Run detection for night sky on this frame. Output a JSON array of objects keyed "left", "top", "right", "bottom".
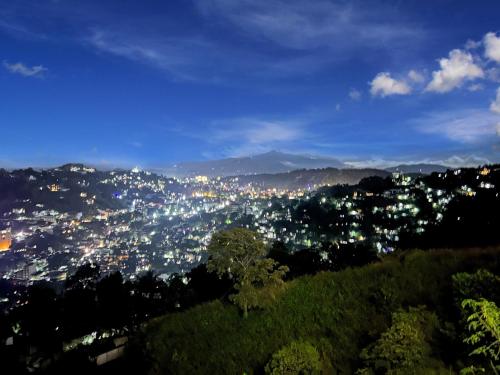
[{"left": 1, "top": 0, "right": 500, "bottom": 169}]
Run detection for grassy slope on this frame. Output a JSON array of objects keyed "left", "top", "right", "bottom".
[{"left": 142, "top": 247, "right": 500, "bottom": 374}]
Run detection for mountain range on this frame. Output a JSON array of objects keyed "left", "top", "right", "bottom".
[
  {"left": 225, "top": 168, "right": 392, "bottom": 190},
  {"left": 162, "top": 151, "right": 448, "bottom": 177},
  {"left": 385, "top": 163, "right": 449, "bottom": 174},
  {"left": 163, "top": 151, "right": 346, "bottom": 177}
]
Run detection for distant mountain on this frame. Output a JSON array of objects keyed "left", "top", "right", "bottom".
[
  {"left": 163, "top": 151, "right": 346, "bottom": 178},
  {"left": 385, "top": 164, "right": 449, "bottom": 174},
  {"left": 225, "top": 167, "right": 391, "bottom": 190}
]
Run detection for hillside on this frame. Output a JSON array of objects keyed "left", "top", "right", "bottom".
[
  {"left": 140, "top": 247, "right": 500, "bottom": 374},
  {"left": 225, "top": 167, "right": 390, "bottom": 190},
  {"left": 0, "top": 165, "right": 184, "bottom": 216}
]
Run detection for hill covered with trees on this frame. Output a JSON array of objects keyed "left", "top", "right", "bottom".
[
  {"left": 0, "top": 165, "right": 184, "bottom": 215},
  {"left": 139, "top": 246, "right": 500, "bottom": 374}
]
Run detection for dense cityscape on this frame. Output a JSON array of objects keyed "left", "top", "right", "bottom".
[{"left": 1, "top": 162, "right": 498, "bottom": 291}]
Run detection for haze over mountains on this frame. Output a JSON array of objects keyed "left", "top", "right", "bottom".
[
  {"left": 1, "top": 152, "right": 452, "bottom": 179},
  {"left": 385, "top": 164, "right": 449, "bottom": 174},
  {"left": 162, "top": 151, "right": 449, "bottom": 178},
  {"left": 163, "top": 151, "right": 346, "bottom": 177},
  {"left": 225, "top": 168, "right": 391, "bottom": 190}
]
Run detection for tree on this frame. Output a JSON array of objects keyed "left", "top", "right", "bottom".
[
  {"left": 207, "top": 228, "right": 288, "bottom": 317},
  {"left": 65, "top": 263, "right": 100, "bottom": 290},
  {"left": 265, "top": 340, "right": 322, "bottom": 375},
  {"left": 359, "top": 307, "right": 438, "bottom": 374},
  {"left": 461, "top": 298, "right": 500, "bottom": 375},
  {"left": 184, "top": 263, "right": 234, "bottom": 304},
  {"left": 207, "top": 228, "right": 267, "bottom": 278},
  {"left": 453, "top": 269, "right": 500, "bottom": 304},
  {"left": 230, "top": 258, "right": 288, "bottom": 315}
]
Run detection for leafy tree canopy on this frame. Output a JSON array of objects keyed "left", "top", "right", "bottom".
[
  {"left": 461, "top": 298, "right": 500, "bottom": 374},
  {"left": 207, "top": 228, "right": 288, "bottom": 317},
  {"left": 359, "top": 306, "right": 439, "bottom": 374},
  {"left": 265, "top": 340, "right": 322, "bottom": 375}
]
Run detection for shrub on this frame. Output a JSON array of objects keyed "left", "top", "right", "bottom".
[{"left": 265, "top": 340, "right": 322, "bottom": 375}]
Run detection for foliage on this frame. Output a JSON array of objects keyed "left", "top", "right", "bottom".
[
  {"left": 265, "top": 340, "right": 322, "bottom": 375},
  {"left": 230, "top": 258, "right": 288, "bottom": 316},
  {"left": 1, "top": 259, "right": 235, "bottom": 370},
  {"left": 452, "top": 269, "right": 500, "bottom": 373},
  {"left": 66, "top": 262, "right": 100, "bottom": 289},
  {"left": 359, "top": 306, "right": 438, "bottom": 374},
  {"left": 207, "top": 228, "right": 288, "bottom": 317},
  {"left": 207, "top": 228, "right": 268, "bottom": 278},
  {"left": 142, "top": 247, "right": 500, "bottom": 374},
  {"left": 461, "top": 299, "right": 500, "bottom": 374},
  {"left": 453, "top": 269, "right": 500, "bottom": 304}
]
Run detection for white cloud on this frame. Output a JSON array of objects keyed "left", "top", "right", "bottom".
[
  {"left": 86, "top": 27, "right": 352, "bottom": 82},
  {"left": 3, "top": 61, "right": 47, "bottom": 77},
  {"left": 487, "top": 67, "right": 500, "bottom": 83},
  {"left": 484, "top": 32, "right": 500, "bottom": 63},
  {"left": 349, "top": 88, "right": 362, "bottom": 100},
  {"left": 426, "top": 49, "right": 484, "bottom": 93},
  {"left": 204, "top": 113, "right": 327, "bottom": 157},
  {"left": 408, "top": 69, "right": 424, "bottom": 83},
  {"left": 370, "top": 72, "right": 411, "bottom": 97},
  {"left": 212, "top": 118, "right": 303, "bottom": 145},
  {"left": 244, "top": 121, "right": 302, "bottom": 144},
  {"left": 346, "top": 155, "right": 491, "bottom": 169},
  {"left": 174, "top": 108, "right": 335, "bottom": 149},
  {"left": 196, "top": 0, "right": 424, "bottom": 52},
  {"left": 467, "top": 83, "right": 484, "bottom": 92},
  {"left": 491, "top": 87, "right": 500, "bottom": 114},
  {"left": 87, "top": 29, "right": 203, "bottom": 81},
  {"left": 439, "top": 155, "right": 492, "bottom": 168},
  {"left": 414, "top": 108, "right": 499, "bottom": 143},
  {"left": 345, "top": 158, "right": 399, "bottom": 169},
  {"left": 465, "top": 39, "right": 481, "bottom": 50}
]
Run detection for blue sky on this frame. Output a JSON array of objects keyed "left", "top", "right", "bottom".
[{"left": 1, "top": 0, "right": 499, "bottom": 169}]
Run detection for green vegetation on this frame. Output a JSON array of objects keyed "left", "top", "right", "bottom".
[
  {"left": 207, "top": 228, "right": 288, "bottom": 317},
  {"left": 141, "top": 247, "right": 500, "bottom": 374},
  {"left": 358, "top": 307, "right": 442, "bottom": 374},
  {"left": 461, "top": 299, "right": 500, "bottom": 374},
  {"left": 265, "top": 340, "right": 322, "bottom": 375}
]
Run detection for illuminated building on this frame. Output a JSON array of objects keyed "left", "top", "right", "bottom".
[
  {"left": 195, "top": 176, "right": 209, "bottom": 184},
  {"left": 479, "top": 167, "right": 490, "bottom": 176},
  {"left": 0, "top": 229, "right": 11, "bottom": 252},
  {"left": 13, "top": 263, "right": 37, "bottom": 282}
]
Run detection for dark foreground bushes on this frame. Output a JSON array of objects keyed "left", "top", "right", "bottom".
[{"left": 137, "top": 247, "right": 500, "bottom": 374}]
